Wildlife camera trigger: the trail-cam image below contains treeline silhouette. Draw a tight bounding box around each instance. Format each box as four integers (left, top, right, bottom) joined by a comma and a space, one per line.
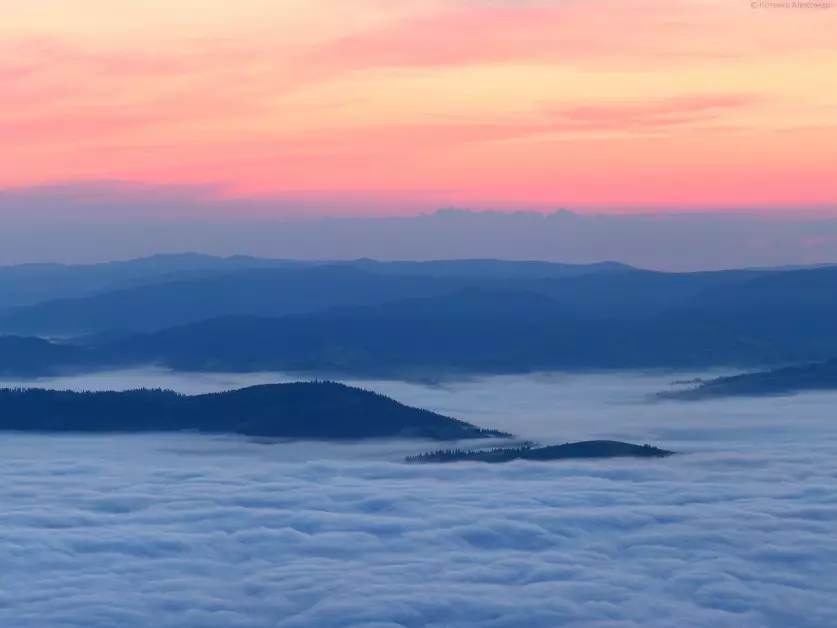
406, 440, 675, 463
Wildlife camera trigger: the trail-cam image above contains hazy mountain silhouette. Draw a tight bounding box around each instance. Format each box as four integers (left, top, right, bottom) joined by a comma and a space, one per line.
0, 253, 311, 309
93, 287, 600, 375
0, 261, 777, 338
0, 258, 640, 335
88, 267, 837, 376
655, 266, 837, 362
0, 253, 633, 309
338, 258, 635, 278
0, 266, 455, 336
0, 263, 835, 378
0, 381, 509, 440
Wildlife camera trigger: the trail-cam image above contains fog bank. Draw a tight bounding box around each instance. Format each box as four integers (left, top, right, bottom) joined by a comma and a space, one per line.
2, 371, 836, 627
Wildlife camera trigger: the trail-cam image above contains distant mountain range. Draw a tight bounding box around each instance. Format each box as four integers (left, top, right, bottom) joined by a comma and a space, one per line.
0, 256, 835, 379
0, 255, 790, 337
0, 381, 509, 440
0, 253, 308, 310
0, 253, 633, 311
0, 256, 643, 335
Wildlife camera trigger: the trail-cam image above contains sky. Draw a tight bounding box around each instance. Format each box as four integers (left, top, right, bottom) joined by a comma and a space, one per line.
3, 0, 836, 217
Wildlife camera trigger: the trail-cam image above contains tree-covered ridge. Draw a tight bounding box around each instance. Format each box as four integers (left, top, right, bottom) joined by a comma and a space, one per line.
0, 381, 510, 441
658, 358, 837, 400
406, 440, 675, 463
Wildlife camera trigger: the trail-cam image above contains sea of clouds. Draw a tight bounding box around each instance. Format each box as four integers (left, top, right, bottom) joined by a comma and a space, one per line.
1, 370, 836, 627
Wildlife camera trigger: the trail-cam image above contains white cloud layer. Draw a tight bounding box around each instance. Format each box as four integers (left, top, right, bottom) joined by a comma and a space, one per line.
1, 372, 836, 627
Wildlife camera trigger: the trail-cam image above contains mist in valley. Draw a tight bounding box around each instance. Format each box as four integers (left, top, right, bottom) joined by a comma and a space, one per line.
2, 370, 836, 627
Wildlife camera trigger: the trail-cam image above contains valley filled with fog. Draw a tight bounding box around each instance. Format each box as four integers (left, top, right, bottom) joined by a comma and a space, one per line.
2, 370, 836, 627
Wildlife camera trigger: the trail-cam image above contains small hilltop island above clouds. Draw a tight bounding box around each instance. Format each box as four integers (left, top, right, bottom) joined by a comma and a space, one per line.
406, 440, 676, 464
658, 358, 837, 401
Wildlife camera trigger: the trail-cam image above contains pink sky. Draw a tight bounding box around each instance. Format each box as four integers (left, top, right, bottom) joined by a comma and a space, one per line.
2, 0, 836, 214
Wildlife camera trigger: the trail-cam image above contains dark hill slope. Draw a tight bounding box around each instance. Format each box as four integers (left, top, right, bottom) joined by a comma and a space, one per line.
0, 381, 509, 440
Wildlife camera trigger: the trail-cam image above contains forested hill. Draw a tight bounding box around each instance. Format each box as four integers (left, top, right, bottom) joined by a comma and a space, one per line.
0, 381, 510, 441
